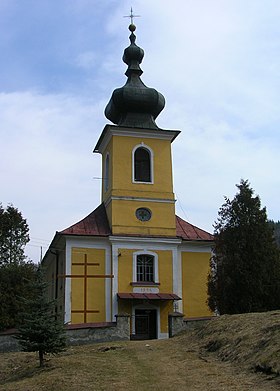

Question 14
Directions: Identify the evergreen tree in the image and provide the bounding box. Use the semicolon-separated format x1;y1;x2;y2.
0;261;37;330
0;203;29;265
208;179;280;314
268;220;280;248
0;203;34;330
16;268;67;367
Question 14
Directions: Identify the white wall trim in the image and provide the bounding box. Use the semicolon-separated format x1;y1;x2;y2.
66;237;110;249
172;246;182;312
111;243;119;321
64;241;72;324
105;245;112;322
95;126;180;154
110;196;175;204
132;250;159;283
179;242;213;253
158;333;169;340
111;128;178;141
109;236;181;246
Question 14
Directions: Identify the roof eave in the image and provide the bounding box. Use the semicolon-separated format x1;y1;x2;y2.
94;124;181;154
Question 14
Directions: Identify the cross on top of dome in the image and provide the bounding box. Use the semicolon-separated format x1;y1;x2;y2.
104;9;165;130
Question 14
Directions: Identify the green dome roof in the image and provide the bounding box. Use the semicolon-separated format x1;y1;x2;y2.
105;24;165;130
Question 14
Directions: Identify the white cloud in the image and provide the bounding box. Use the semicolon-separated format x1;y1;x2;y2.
0;91;104;262
1;0;280;260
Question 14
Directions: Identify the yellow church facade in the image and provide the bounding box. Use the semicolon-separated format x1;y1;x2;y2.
43;22;213;340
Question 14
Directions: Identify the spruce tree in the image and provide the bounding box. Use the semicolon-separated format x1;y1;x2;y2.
0;203;29;265
208;179;280;314
0;261;37;330
16;268;66;367
0;203;35;330
268;220;280;248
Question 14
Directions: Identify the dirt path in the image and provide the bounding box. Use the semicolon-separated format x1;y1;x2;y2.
0;337;279;390
110;339;279;391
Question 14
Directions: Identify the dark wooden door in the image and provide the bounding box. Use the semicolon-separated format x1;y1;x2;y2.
135;309;157;340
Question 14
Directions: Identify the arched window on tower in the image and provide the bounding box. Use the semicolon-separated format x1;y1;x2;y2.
133;146;152;183
104;153;109;192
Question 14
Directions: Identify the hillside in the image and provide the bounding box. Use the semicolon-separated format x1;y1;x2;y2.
0;311;279;390
186;310;280;376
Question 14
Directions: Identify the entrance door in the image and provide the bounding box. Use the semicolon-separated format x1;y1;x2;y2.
135;309;157;340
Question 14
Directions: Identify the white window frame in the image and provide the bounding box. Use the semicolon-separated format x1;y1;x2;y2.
132;143;154;184
132;250;159;283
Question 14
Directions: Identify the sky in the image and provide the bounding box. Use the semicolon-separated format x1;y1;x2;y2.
1;0;280;262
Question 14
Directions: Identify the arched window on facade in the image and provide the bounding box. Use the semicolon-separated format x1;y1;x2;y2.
134;147;151;182
137;254;154;282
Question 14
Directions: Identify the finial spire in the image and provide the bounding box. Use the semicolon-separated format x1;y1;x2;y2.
124;7;140;27
105;11;165;129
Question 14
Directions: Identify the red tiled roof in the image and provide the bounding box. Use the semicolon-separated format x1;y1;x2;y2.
59;203;111;236
117;293;181;300
176;215;213;241
59;203;213;241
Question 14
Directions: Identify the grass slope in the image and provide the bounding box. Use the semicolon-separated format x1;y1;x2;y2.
191;310;280;376
0;310;279;390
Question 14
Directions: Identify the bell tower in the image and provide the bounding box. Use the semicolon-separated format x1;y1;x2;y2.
94;22;180;237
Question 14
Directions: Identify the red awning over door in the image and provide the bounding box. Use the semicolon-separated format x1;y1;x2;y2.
117;293;181;300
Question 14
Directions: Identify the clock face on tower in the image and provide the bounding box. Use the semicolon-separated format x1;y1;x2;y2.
135;207;152;222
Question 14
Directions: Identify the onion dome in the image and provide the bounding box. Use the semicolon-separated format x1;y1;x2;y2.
105;24;165;129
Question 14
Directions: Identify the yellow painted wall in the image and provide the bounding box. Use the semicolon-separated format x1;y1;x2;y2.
156;250;173;293
118;300;132;316
181;251;212;318
160;301;173;334
117;248;173;334
118;249;135;292
117;249;173;291
101;133;177;237
110;135;174;194
101;138;113;200
111;199;176;236
71;247;107;324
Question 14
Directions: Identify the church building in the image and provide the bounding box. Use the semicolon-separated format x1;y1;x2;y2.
43;21;213;340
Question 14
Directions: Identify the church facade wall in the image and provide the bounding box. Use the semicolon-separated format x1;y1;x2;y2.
181;249;212;318
64;238;112;325
44;236;212;339
70;247;106;324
